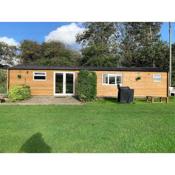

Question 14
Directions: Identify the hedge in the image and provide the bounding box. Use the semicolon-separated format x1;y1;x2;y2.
8;85;31;102
76;70;97;102
0;69;7;94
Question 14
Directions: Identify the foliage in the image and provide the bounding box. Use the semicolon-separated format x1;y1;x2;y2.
0;69;6;82
119;22;169;68
0;23;171;79
0;83;6;94
76;70;97;102
80;44;119;66
0;42;17;66
38;41;81;66
8;85;31;101
15;23;173;72
19;40;42;64
76;22;170;69
0;69;7;93
76;22;120;66
19;40;81;66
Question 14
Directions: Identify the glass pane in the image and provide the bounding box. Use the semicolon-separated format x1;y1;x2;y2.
56;73;63;93
34;76;46;80
153;74;161;82
66;73;73;93
109;76;115;84
116;76;121;84
103;74;108;84
34;72;45;76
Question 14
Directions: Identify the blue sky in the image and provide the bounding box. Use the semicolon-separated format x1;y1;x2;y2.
161;22;175;42
0;22;69;43
0;22;174;49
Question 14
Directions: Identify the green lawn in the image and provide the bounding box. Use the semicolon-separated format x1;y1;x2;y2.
0;98;175;153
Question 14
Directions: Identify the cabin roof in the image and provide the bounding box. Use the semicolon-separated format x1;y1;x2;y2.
9;65;168;72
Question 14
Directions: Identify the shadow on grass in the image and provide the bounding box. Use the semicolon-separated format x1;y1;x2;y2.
96;97;119;104
19;132;51;153
103;97;118;103
98;97;138;104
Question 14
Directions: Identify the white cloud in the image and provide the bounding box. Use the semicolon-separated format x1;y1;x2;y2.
45;23;85;48
0;36;19;46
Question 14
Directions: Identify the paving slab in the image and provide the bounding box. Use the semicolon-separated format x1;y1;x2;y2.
1;96;82;105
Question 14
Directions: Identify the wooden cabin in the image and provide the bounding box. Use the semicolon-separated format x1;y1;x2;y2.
7;65;169;97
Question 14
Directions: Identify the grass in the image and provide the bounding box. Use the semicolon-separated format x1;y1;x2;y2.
0;98;175;153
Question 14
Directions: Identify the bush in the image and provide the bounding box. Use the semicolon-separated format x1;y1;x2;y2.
8;85;31;101
0;69;6;82
76;70;97;102
0;69;7;94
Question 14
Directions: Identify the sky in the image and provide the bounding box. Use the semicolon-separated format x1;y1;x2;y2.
0;22;174;49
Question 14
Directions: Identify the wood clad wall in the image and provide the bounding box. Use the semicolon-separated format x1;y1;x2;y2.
8;69;168;97
8;70;78;96
96;71;168;97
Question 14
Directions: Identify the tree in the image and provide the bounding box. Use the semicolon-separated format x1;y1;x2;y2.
38;41;81;66
119;22;168;67
19;40;42;64
0;42;17;65
76;22;120;66
19;40;81;66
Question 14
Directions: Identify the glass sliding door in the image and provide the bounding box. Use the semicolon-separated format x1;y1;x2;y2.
66;73;73;94
54;72;74;95
55;73;64;94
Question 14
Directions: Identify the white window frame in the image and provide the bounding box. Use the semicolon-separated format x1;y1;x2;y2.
53;72;75;96
102;73;122;86
153;74;161;82
33;72;47;81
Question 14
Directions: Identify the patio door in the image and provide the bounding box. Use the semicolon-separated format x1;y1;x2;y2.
54;72;74;96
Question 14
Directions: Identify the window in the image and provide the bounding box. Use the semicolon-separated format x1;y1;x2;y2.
103;74;108;84
109;76;116;84
33;72;46;80
153;74;161;82
102;74;122;85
